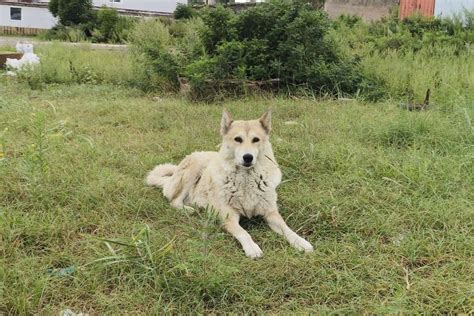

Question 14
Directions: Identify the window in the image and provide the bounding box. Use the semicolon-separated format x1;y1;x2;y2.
10;7;22;21
109;0;121;2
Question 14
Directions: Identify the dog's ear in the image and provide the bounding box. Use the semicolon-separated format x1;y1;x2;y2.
259;109;271;134
220;109;233;135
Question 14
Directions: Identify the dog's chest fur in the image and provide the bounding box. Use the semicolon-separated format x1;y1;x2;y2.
222;168;273;218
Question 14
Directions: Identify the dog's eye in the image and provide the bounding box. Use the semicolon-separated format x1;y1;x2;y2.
234;137;243;143
252;137;260;143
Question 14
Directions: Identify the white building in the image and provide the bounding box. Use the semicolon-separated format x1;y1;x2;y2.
0;2;57;30
434;0;474;19
94;0;187;14
205;0;264;4
0;0;186;33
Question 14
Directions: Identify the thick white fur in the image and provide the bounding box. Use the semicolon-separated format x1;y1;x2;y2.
146;110;313;258
146;164;177;187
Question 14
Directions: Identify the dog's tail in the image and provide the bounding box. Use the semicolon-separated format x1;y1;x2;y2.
146;164;177;188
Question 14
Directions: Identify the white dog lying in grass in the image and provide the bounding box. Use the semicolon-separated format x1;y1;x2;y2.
147;110;313;258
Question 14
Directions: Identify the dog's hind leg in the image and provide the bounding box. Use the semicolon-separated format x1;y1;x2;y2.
264;210;314;253
222;212;263;259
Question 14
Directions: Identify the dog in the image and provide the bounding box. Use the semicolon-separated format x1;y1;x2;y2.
146;110;313;258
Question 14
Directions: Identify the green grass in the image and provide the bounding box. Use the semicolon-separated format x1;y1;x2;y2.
1;78;472;313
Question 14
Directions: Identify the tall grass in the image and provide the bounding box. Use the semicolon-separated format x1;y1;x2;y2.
362;45;473;110
14;43;134;88
329;13;473;110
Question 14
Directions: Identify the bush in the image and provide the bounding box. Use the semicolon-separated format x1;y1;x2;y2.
173;18;206;67
333;14;362;28
185;1;378;99
47;2;135;44
128;19;180;92
92;7;135;43
94;7;119;41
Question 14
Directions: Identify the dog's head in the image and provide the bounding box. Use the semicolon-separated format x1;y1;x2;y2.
220;109;272;168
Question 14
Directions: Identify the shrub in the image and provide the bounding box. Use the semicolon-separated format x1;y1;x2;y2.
128;19;180;92
47;2;135;44
199;5;235;55
95;7;119;41
92;7;135;43
185;1;378;99
333;14;362;28
173;18;206;67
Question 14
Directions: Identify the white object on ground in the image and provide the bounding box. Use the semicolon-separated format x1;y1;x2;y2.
5;43;40;71
60;309;89;316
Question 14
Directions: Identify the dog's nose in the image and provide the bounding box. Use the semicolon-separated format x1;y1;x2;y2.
243;154;253;163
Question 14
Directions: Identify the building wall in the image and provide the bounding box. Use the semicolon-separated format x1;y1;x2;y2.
324;0;398;21
0;4;57;29
399;0;434;19
435;0;474;18
93;0;187;13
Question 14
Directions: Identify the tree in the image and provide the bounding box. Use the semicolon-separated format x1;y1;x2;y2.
48;0;59;17
174;4;194;20
48;0;93;26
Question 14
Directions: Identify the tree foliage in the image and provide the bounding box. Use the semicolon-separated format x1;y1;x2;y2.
48;0;93;26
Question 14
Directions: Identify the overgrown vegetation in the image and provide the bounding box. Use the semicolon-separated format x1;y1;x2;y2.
28;4;473;104
11;44;133;89
333;7;473;54
129;1;383;100
41;4;136;44
330;8;473;105
31;1;474;102
130;1;473;101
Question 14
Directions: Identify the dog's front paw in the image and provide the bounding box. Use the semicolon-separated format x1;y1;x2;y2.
243;242;263;259
292;236;314;253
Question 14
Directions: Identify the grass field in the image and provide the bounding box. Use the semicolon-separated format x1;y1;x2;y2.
1;73;472;313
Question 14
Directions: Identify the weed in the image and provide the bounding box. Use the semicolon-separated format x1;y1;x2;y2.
90;225;173;272
24;112;49;179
